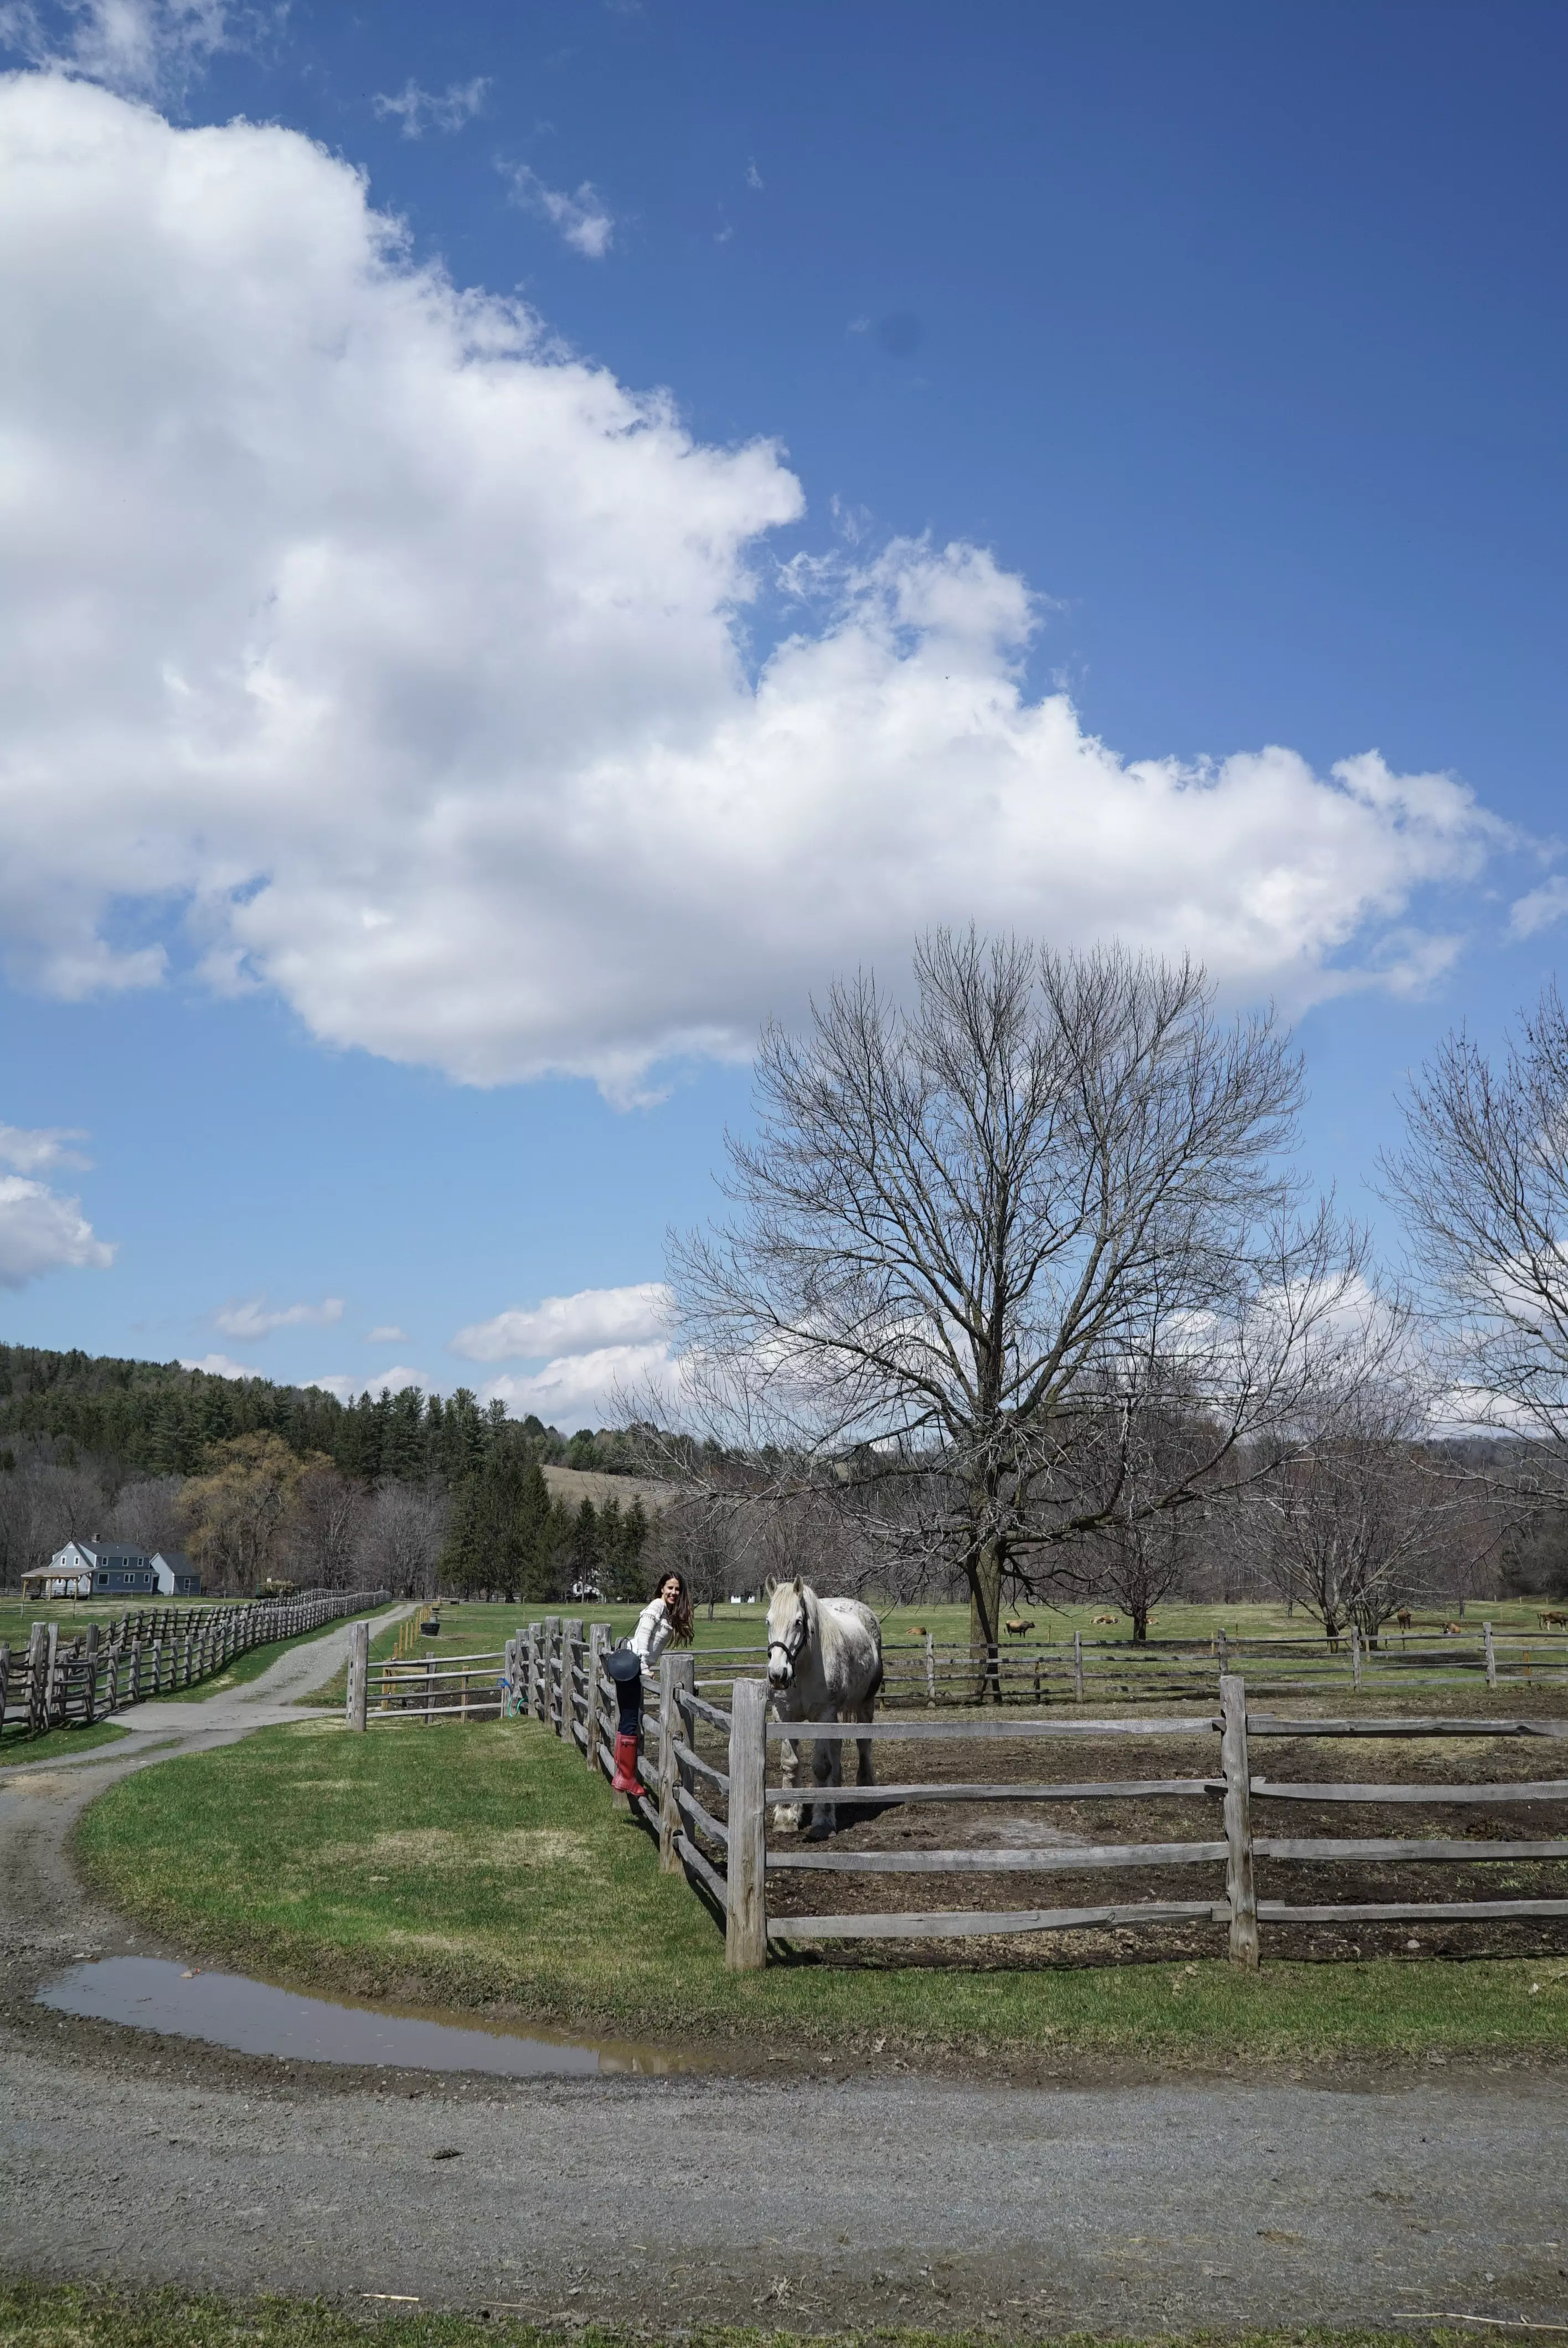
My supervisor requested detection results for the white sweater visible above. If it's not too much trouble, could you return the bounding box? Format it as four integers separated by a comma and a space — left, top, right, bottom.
630, 1597, 674, 1664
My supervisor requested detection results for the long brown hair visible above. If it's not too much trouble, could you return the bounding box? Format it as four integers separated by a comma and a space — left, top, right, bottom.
655, 1569, 695, 1645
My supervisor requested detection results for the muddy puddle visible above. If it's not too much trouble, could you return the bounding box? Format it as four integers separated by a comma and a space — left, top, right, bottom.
36, 1956, 709, 2077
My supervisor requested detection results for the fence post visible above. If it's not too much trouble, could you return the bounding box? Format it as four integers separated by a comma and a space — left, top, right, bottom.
25, 1623, 47, 1733
1350, 1625, 1361, 1694
1484, 1618, 1497, 1690
44, 1624, 62, 1729
564, 1618, 585, 1752
586, 1624, 610, 1770
82, 1623, 100, 1725
0, 1641, 9, 1733
347, 1620, 369, 1730
544, 1617, 561, 1734
924, 1630, 936, 1707
1072, 1629, 1084, 1704
661, 1652, 695, 1872
1219, 1672, 1259, 1969
726, 1677, 768, 1970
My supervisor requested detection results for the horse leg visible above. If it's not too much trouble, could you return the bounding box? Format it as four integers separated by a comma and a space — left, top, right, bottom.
776, 1734, 803, 1832
853, 1698, 878, 1788
807, 1731, 840, 1840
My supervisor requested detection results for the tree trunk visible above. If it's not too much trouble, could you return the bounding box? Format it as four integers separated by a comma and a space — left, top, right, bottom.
968, 1543, 1003, 1703
1131, 1605, 1148, 1642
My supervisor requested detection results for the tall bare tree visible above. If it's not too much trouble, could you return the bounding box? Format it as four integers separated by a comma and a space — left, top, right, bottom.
662, 930, 1374, 1681
1245, 1373, 1480, 1642
283, 1460, 368, 1590
359, 1479, 448, 1598
1386, 981, 1568, 1461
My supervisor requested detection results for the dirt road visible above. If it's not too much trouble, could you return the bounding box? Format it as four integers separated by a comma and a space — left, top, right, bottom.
3, 1618, 1566, 2333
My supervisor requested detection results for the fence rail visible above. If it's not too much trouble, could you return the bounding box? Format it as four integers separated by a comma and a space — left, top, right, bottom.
383, 1619, 1568, 1976
1, 1588, 390, 1739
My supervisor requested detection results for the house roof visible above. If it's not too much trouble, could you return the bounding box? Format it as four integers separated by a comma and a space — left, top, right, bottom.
65, 1541, 152, 1566
151, 1550, 194, 1572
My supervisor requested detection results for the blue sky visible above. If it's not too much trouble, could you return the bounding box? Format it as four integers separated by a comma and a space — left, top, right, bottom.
0, 1, 1564, 1423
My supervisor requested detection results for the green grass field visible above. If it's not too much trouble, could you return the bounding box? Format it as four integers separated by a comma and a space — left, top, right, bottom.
0, 2278, 1495, 2348
300, 1593, 1568, 1711
1, 1599, 398, 1759
0, 1717, 128, 1768
0, 1590, 251, 1651
73, 1712, 1568, 2063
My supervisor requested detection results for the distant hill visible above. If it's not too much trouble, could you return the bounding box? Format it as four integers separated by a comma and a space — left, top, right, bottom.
0, 1341, 667, 1492
542, 1463, 677, 1515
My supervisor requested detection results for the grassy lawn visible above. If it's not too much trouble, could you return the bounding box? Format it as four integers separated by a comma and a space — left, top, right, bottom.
74, 1713, 1568, 2063
0, 1592, 246, 1647
0, 2281, 1490, 2348
328, 1595, 1566, 1654
0, 1717, 128, 1768
299, 1593, 1568, 1712
154, 1608, 384, 1704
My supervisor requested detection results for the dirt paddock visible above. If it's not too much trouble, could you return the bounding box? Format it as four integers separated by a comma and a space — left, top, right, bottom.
756, 1685, 1568, 1967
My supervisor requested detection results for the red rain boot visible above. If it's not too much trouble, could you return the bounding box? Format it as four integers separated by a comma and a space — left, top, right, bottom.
611, 1733, 642, 1796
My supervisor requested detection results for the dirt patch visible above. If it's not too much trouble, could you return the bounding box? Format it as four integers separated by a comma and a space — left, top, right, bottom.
747, 1691, 1568, 1968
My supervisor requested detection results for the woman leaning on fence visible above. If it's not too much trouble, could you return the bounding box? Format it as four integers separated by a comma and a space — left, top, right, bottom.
605, 1572, 694, 1795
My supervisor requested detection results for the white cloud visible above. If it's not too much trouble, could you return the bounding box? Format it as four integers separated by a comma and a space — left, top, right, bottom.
1509, 876, 1568, 940
306, 1363, 428, 1399
745, 157, 762, 191
179, 1350, 261, 1377
0, 76, 1508, 1103
213, 1294, 345, 1339
0, 1171, 114, 1285
479, 1341, 676, 1430
503, 161, 614, 258
0, 0, 233, 95
372, 76, 487, 139
365, 1322, 409, 1343
0, 1121, 90, 1172
450, 1282, 671, 1363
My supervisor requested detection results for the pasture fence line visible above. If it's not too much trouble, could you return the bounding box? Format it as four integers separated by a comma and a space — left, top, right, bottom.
487, 1621, 1568, 1710
508, 1616, 1568, 1970
1, 1588, 390, 1740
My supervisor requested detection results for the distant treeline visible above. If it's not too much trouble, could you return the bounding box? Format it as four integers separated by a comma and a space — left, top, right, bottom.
0, 1342, 643, 1486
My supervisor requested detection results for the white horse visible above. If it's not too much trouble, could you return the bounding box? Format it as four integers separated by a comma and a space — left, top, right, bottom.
765, 1577, 883, 1837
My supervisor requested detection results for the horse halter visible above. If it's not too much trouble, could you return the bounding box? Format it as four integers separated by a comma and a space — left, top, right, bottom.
767, 1599, 809, 1683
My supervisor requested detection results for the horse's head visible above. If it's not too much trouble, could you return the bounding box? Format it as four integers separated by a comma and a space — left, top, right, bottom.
765, 1575, 812, 1691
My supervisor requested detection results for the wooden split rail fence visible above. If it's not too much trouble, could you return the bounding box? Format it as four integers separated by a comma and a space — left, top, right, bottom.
2, 1588, 390, 1738
477, 1621, 1568, 1973
698, 1623, 1568, 1705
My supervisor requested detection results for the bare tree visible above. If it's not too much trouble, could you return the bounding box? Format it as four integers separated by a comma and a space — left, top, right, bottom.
1246, 1376, 1493, 1642
358, 1479, 448, 1598
0, 1453, 110, 1584
102, 1475, 187, 1558
283, 1460, 368, 1590
660, 931, 1374, 1684
1061, 1398, 1215, 1640
1386, 981, 1568, 1459
649, 1492, 746, 1619
180, 1433, 303, 1594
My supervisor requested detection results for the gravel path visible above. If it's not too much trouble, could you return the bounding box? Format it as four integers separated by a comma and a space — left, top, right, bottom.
4, 1617, 1568, 2332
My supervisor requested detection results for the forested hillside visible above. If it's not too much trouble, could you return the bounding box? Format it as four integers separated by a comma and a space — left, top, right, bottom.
0, 1341, 647, 1483
0, 1342, 663, 1602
